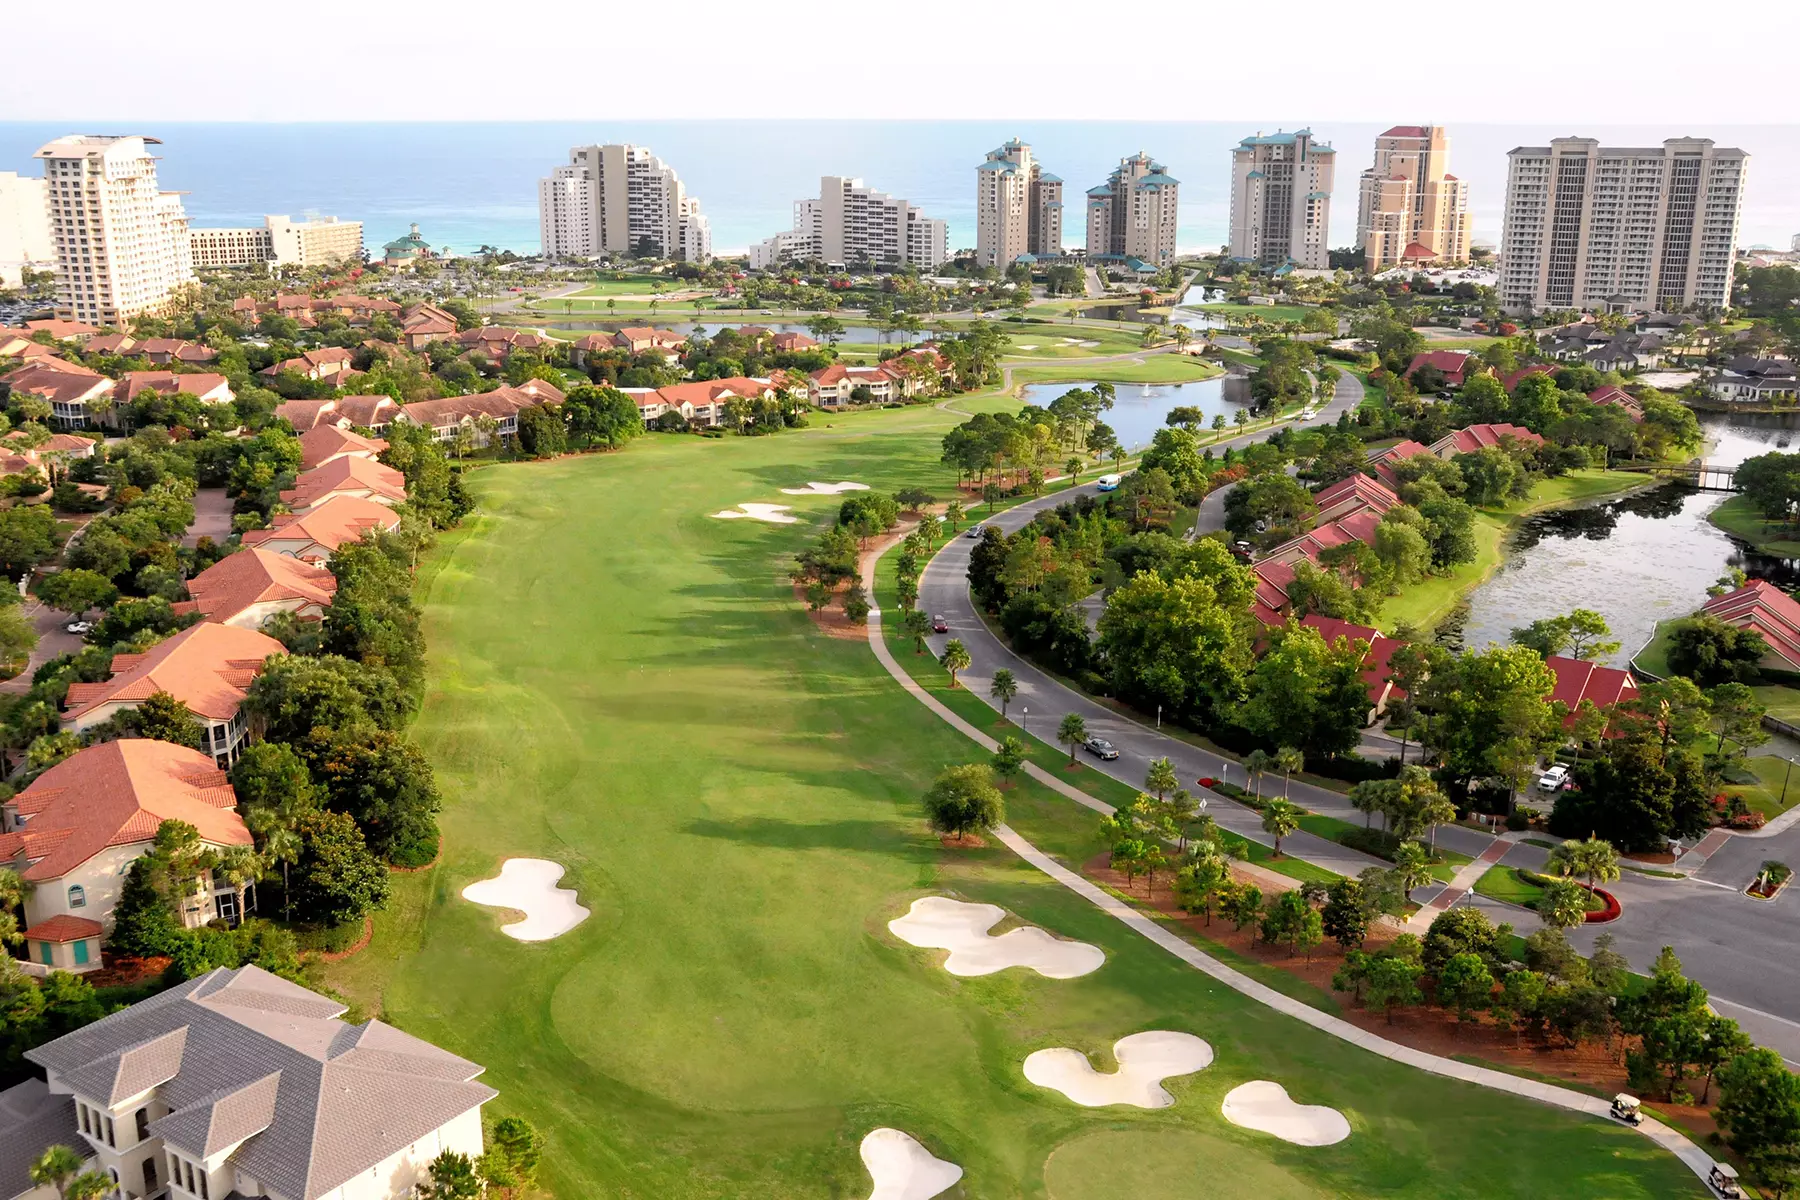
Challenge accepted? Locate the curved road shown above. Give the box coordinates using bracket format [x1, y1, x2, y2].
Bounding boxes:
[919, 370, 1800, 1063]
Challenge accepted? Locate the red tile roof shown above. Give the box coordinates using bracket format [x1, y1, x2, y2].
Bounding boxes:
[1380, 126, 1429, 138]
[240, 495, 401, 559]
[279, 455, 407, 510]
[24, 319, 99, 340]
[1589, 385, 1645, 420]
[62, 623, 284, 726]
[1545, 655, 1638, 715]
[1301, 614, 1406, 706]
[119, 372, 233, 403]
[1501, 364, 1558, 392]
[1314, 472, 1399, 518]
[1702, 581, 1800, 671]
[174, 548, 338, 627]
[1404, 350, 1475, 385]
[1, 361, 114, 406]
[5, 741, 250, 882]
[298, 425, 387, 471]
[22, 914, 104, 943]
[1433, 423, 1546, 457]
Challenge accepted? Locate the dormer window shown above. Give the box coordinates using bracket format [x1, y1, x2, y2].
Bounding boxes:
[67, 884, 86, 908]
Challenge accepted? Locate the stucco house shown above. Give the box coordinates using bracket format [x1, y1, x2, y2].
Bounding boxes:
[297, 425, 387, 472]
[239, 496, 401, 564]
[278, 457, 407, 513]
[173, 549, 337, 630]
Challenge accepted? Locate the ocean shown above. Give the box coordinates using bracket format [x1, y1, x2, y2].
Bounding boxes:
[4, 120, 1798, 259]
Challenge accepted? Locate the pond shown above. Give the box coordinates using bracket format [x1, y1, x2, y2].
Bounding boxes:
[528, 319, 933, 344]
[1450, 414, 1800, 666]
[1019, 378, 1244, 452]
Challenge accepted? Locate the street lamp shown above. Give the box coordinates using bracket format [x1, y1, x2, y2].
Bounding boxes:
[1021, 706, 1028, 737]
[1157, 704, 1163, 729]
[1784, 756, 1796, 808]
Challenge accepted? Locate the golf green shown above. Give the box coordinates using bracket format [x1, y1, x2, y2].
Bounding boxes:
[324, 407, 1706, 1198]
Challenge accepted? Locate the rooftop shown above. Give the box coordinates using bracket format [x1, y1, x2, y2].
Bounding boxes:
[62, 622, 285, 726]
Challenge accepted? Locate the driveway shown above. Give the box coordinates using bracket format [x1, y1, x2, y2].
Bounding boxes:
[182, 487, 235, 548]
[0, 601, 83, 695]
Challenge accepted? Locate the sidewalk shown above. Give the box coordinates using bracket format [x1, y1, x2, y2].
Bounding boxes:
[1407, 839, 1515, 929]
[1676, 828, 1734, 870]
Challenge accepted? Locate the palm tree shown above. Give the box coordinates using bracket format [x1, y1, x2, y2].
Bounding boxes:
[989, 669, 1018, 719]
[1057, 713, 1088, 764]
[213, 845, 262, 926]
[944, 501, 964, 532]
[1261, 799, 1301, 858]
[0, 866, 27, 951]
[30, 1146, 110, 1200]
[938, 639, 971, 688]
[1145, 757, 1178, 803]
[1274, 746, 1304, 799]
[1244, 749, 1272, 803]
[1392, 840, 1434, 896]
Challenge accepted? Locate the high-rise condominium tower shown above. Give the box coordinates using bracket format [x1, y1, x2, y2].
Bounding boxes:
[1227, 129, 1335, 270]
[1500, 137, 1747, 315]
[1085, 152, 1180, 268]
[975, 140, 1062, 268]
[1356, 125, 1472, 272]
[34, 135, 194, 325]
[539, 144, 711, 262]
[752, 176, 947, 269]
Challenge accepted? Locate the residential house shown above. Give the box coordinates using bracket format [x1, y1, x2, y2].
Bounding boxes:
[1429, 422, 1546, 459]
[1313, 472, 1400, 523]
[1500, 363, 1558, 393]
[60, 624, 285, 767]
[769, 331, 817, 352]
[809, 362, 904, 406]
[0, 331, 64, 365]
[454, 326, 546, 363]
[1709, 357, 1798, 404]
[0, 1078, 79, 1199]
[1701, 580, 1800, 672]
[1, 360, 116, 429]
[278, 456, 407, 512]
[0, 740, 255, 971]
[568, 333, 614, 368]
[23, 319, 100, 343]
[400, 303, 459, 350]
[611, 327, 687, 355]
[83, 332, 138, 356]
[134, 338, 217, 366]
[1301, 614, 1406, 719]
[275, 394, 400, 434]
[25, 965, 494, 1200]
[1365, 439, 1433, 490]
[260, 347, 357, 383]
[1545, 654, 1638, 724]
[118, 372, 235, 408]
[240, 495, 402, 564]
[1403, 350, 1477, 388]
[297, 424, 387, 472]
[1588, 385, 1645, 420]
[645, 378, 781, 429]
[395, 383, 557, 445]
[173, 548, 337, 630]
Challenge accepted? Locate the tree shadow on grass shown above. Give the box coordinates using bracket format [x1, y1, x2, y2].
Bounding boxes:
[685, 815, 933, 856]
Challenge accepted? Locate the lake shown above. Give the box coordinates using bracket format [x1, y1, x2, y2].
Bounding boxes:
[1019, 378, 1242, 452]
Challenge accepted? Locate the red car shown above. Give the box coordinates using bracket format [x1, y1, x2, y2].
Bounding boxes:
[932, 615, 949, 633]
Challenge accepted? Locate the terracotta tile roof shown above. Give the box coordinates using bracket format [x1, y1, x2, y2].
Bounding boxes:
[7, 741, 251, 881]
[1300, 613, 1406, 705]
[1314, 472, 1399, 517]
[512, 378, 565, 404]
[1545, 654, 1638, 716]
[279, 456, 407, 510]
[84, 332, 138, 355]
[1380, 125, 1429, 138]
[1365, 440, 1433, 489]
[1501, 363, 1558, 392]
[119, 371, 233, 403]
[1404, 350, 1475, 385]
[240, 495, 400, 559]
[400, 304, 457, 336]
[137, 338, 217, 362]
[1432, 422, 1546, 457]
[332, 394, 400, 427]
[262, 346, 356, 378]
[298, 425, 387, 471]
[571, 333, 613, 351]
[0, 339, 63, 362]
[24, 319, 99, 340]
[176, 548, 338, 627]
[1589, 385, 1645, 420]
[1, 360, 114, 406]
[1702, 581, 1800, 671]
[62, 623, 284, 726]
[768, 331, 817, 351]
[275, 399, 338, 430]
[398, 385, 540, 429]
[22, 914, 103, 943]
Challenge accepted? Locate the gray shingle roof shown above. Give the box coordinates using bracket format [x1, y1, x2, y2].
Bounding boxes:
[27, 967, 495, 1200]
[0, 1079, 79, 1199]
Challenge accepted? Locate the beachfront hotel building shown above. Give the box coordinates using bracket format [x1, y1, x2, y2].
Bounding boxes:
[975, 139, 1063, 268]
[1227, 129, 1336, 270]
[189, 214, 364, 270]
[1355, 125, 1473, 271]
[751, 176, 948, 269]
[1499, 137, 1747, 315]
[538, 144, 711, 263]
[1085, 152, 1180, 268]
[0, 171, 53, 288]
[33, 135, 194, 325]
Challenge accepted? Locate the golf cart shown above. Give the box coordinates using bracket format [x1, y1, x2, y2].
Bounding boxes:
[1609, 1093, 1643, 1126]
[1707, 1162, 1742, 1198]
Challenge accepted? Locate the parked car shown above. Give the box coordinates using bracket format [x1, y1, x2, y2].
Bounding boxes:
[965, 524, 984, 538]
[931, 615, 949, 633]
[64, 620, 92, 635]
[1536, 764, 1570, 792]
[1083, 737, 1120, 761]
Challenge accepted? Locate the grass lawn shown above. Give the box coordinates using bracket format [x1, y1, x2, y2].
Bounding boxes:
[1295, 814, 1470, 883]
[320, 409, 1708, 1197]
[1727, 753, 1800, 820]
[1752, 685, 1800, 727]
[1709, 494, 1800, 557]
[1002, 328, 1146, 359]
[1634, 619, 1679, 678]
[1010, 356, 1223, 386]
[571, 277, 705, 298]
[1474, 865, 1547, 909]
[1194, 302, 1314, 323]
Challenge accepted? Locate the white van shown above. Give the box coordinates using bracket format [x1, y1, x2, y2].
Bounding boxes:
[1096, 473, 1123, 492]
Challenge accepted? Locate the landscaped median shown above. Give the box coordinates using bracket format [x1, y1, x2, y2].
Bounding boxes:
[1473, 865, 1620, 922]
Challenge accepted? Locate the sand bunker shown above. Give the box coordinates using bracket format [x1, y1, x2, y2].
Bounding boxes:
[779, 481, 871, 495]
[1023, 1031, 1213, 1108]
[461, 859, 590, 941]
[860, 1129, 962, 1200]
[1221, 1081, 1350, 1146]
[888, 896, 1104, 978]
[710, 503, 798, 523]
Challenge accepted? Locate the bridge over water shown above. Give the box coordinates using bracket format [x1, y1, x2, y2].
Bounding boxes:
[1614, 460, 1739, 492]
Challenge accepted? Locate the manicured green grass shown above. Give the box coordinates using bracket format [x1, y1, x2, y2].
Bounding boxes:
[1296, 814, 1470, 882]
[1752, 684, 1800, 728]
[1710, 494, 1800, 557]
[1194, 302, 1314, 323]
[1011, 356, 1223, 386]
[1727, 752, 1800, 819]
[1001, 328, 1145, 359]
[320, 410, 1707, 1198]
[1634, 619, 1678, 678]
[1474, 865, 1548, 909]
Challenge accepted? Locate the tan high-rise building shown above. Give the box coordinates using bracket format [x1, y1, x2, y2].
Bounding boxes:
[539, 143, 710, 262]
[1085, 152, 1180, 268]
[1228, 129, 1335, 270]
[975, 140, 1061, 268]
[1500, 137, 1747, 315]
[189, 214, 364, 270]
[34, 135, 194, 325]
[1356, 125, 1472, 272]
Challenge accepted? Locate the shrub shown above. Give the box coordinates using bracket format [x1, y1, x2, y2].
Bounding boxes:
[1505, 809, 1530, 832]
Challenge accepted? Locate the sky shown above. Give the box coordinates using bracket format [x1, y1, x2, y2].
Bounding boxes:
[5, 0, 1796, 124]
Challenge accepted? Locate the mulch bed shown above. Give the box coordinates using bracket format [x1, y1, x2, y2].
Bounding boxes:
[941, 832, 988, 849]
[90, 955, 171, 988]
[1076, 856, 1722, 1139]
[310, 915, 375, 962]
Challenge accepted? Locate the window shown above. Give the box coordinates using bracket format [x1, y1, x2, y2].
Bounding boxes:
[136, 1108, 149, 1141]
[67, 884, 85, 908]
[142, 1158, 157, 1193]
[104, 1117, 114, 1148]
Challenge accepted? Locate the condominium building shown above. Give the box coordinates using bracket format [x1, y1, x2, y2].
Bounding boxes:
[1085, 151, 1180, 268]
[1500, 137, 1748, 315]
[975, 139, 1062, 268]
[538, 144, 711, 262]
[34, 136, 195, 325]
[0, 171, 53, 288]
[752, 175, 948, 269]
[1227, 129, 1336, 270]
[189, 214, 364, 270]
[1355, 125, 1472, 271]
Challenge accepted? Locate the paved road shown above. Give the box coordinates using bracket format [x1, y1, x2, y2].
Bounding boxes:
[919, 368, 1800, 1063]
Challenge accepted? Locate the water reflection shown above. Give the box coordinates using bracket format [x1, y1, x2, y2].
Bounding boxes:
[1018, 378, 1241, 452]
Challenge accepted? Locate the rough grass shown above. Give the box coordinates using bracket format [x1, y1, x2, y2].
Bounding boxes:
[1710, 494, 1800, 557]
[319, 410, 1707, 1198]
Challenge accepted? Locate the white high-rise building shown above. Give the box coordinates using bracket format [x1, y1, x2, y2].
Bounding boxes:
[753, 175, 947, 270]
[189, 214, 364, 270]
[975, 140, 1062, 269]
[34, 135, 194, 324]
[538, 144, 711, 262]
[0, 172, 53, 288]
[1500, 137, 1747, 315]
[1227, 129, 1336, 270]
